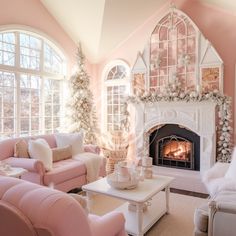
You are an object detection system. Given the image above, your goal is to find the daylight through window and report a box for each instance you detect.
[0,30,66,139]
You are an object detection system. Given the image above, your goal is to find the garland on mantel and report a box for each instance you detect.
[127,80,233,162]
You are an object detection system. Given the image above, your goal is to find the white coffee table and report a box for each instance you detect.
[82,174,174,236]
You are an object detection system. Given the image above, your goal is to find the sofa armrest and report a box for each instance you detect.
[202,162,230,184]
[208,200,236,236]
[4,157,45,175]
[88,212,127,236]
[84,144,100,155]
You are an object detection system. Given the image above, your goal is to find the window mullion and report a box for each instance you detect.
[16,72,20,137]
[15,32,21,137]
[41,77,45,134]
[15,32,20,70]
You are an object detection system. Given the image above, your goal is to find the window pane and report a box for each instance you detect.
[19,74,41,136]
[53,117,60,130]
[45,117,52,129]
[44,43,63,74]
[20,103,29,117]
[107,65,127,80]
[45,104,52,116]
[31,104,39,116]
[44,78,61,132]
[4,118,14,132]
[0,71,16,137]
[20,118,29,131]
[20,33,41,70]
[4,103,14,117]
[53,105,60,116]
[0,32,16,66]
[31,118,39,130]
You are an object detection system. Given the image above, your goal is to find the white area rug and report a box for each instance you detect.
[90,192,207,236]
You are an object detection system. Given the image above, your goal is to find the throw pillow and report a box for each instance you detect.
[14,139,30,158]
[52,145,72,162]
[225,147,236,179]
[28,138,52,171]
[54,132,84,156]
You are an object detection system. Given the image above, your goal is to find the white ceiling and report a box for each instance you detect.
[40,0,236,63]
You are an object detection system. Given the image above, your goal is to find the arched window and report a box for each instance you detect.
[0,29,67,138]
[102,60,130,132]
[150,8,197,92]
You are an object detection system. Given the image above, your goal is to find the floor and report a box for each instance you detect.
[170,188,209,199]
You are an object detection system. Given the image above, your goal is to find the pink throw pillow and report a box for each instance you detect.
[52,145,72,162]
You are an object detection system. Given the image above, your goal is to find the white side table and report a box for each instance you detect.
[0,167,27,178]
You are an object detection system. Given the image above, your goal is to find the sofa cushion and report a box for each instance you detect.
[44,159,86,186]
[55,132,84,155]
[194,202,208,233]
[28,139,52,171]
[213,190,236,202]
[52,145,72,162]
[14,139,30,158]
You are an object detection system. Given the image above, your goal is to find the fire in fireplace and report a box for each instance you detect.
[149,124,200,170]
[158,135,193,169]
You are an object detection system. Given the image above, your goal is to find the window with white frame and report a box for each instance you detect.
[103,62,130,132]
[0,30,66,139]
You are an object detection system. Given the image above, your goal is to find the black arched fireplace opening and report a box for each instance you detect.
[149,124,200,171]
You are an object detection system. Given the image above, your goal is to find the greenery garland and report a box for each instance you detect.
[127,80,232,162]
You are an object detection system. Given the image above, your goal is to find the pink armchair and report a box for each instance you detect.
[0,176,128,236]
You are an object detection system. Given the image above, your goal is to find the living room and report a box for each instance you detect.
[0,0,236,235]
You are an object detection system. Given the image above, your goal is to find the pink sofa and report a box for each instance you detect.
[0,134,106,192]
[0,176,128,236]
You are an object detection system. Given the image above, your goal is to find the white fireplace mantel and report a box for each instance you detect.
[130,101,217,174]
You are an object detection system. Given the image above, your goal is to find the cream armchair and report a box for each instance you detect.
[202,147,236,197]
[194,191,236,236]
[202,162,231,197]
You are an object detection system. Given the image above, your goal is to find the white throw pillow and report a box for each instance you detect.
[54,132,84,156]
[225,147,236,179]
[28,138,53,171]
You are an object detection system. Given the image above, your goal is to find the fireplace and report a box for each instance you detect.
[129,101,216,193]
[149,124,200,170]
[130,100,217,172]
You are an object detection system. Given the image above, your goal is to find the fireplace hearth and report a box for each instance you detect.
[149,124,200,171]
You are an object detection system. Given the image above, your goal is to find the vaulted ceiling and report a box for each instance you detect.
[40,0,236,63]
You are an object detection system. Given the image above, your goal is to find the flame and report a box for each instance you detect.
[163,141,191,161]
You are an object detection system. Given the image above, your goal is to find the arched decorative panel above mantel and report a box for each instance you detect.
[131,6,223,96]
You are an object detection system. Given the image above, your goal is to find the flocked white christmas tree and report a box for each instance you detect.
[67,45,98,144]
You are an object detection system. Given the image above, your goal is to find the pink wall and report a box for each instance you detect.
[94,0,236,142]
[0,0,77,73]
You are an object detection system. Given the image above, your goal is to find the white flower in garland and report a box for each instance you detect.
[127,80,232,162]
